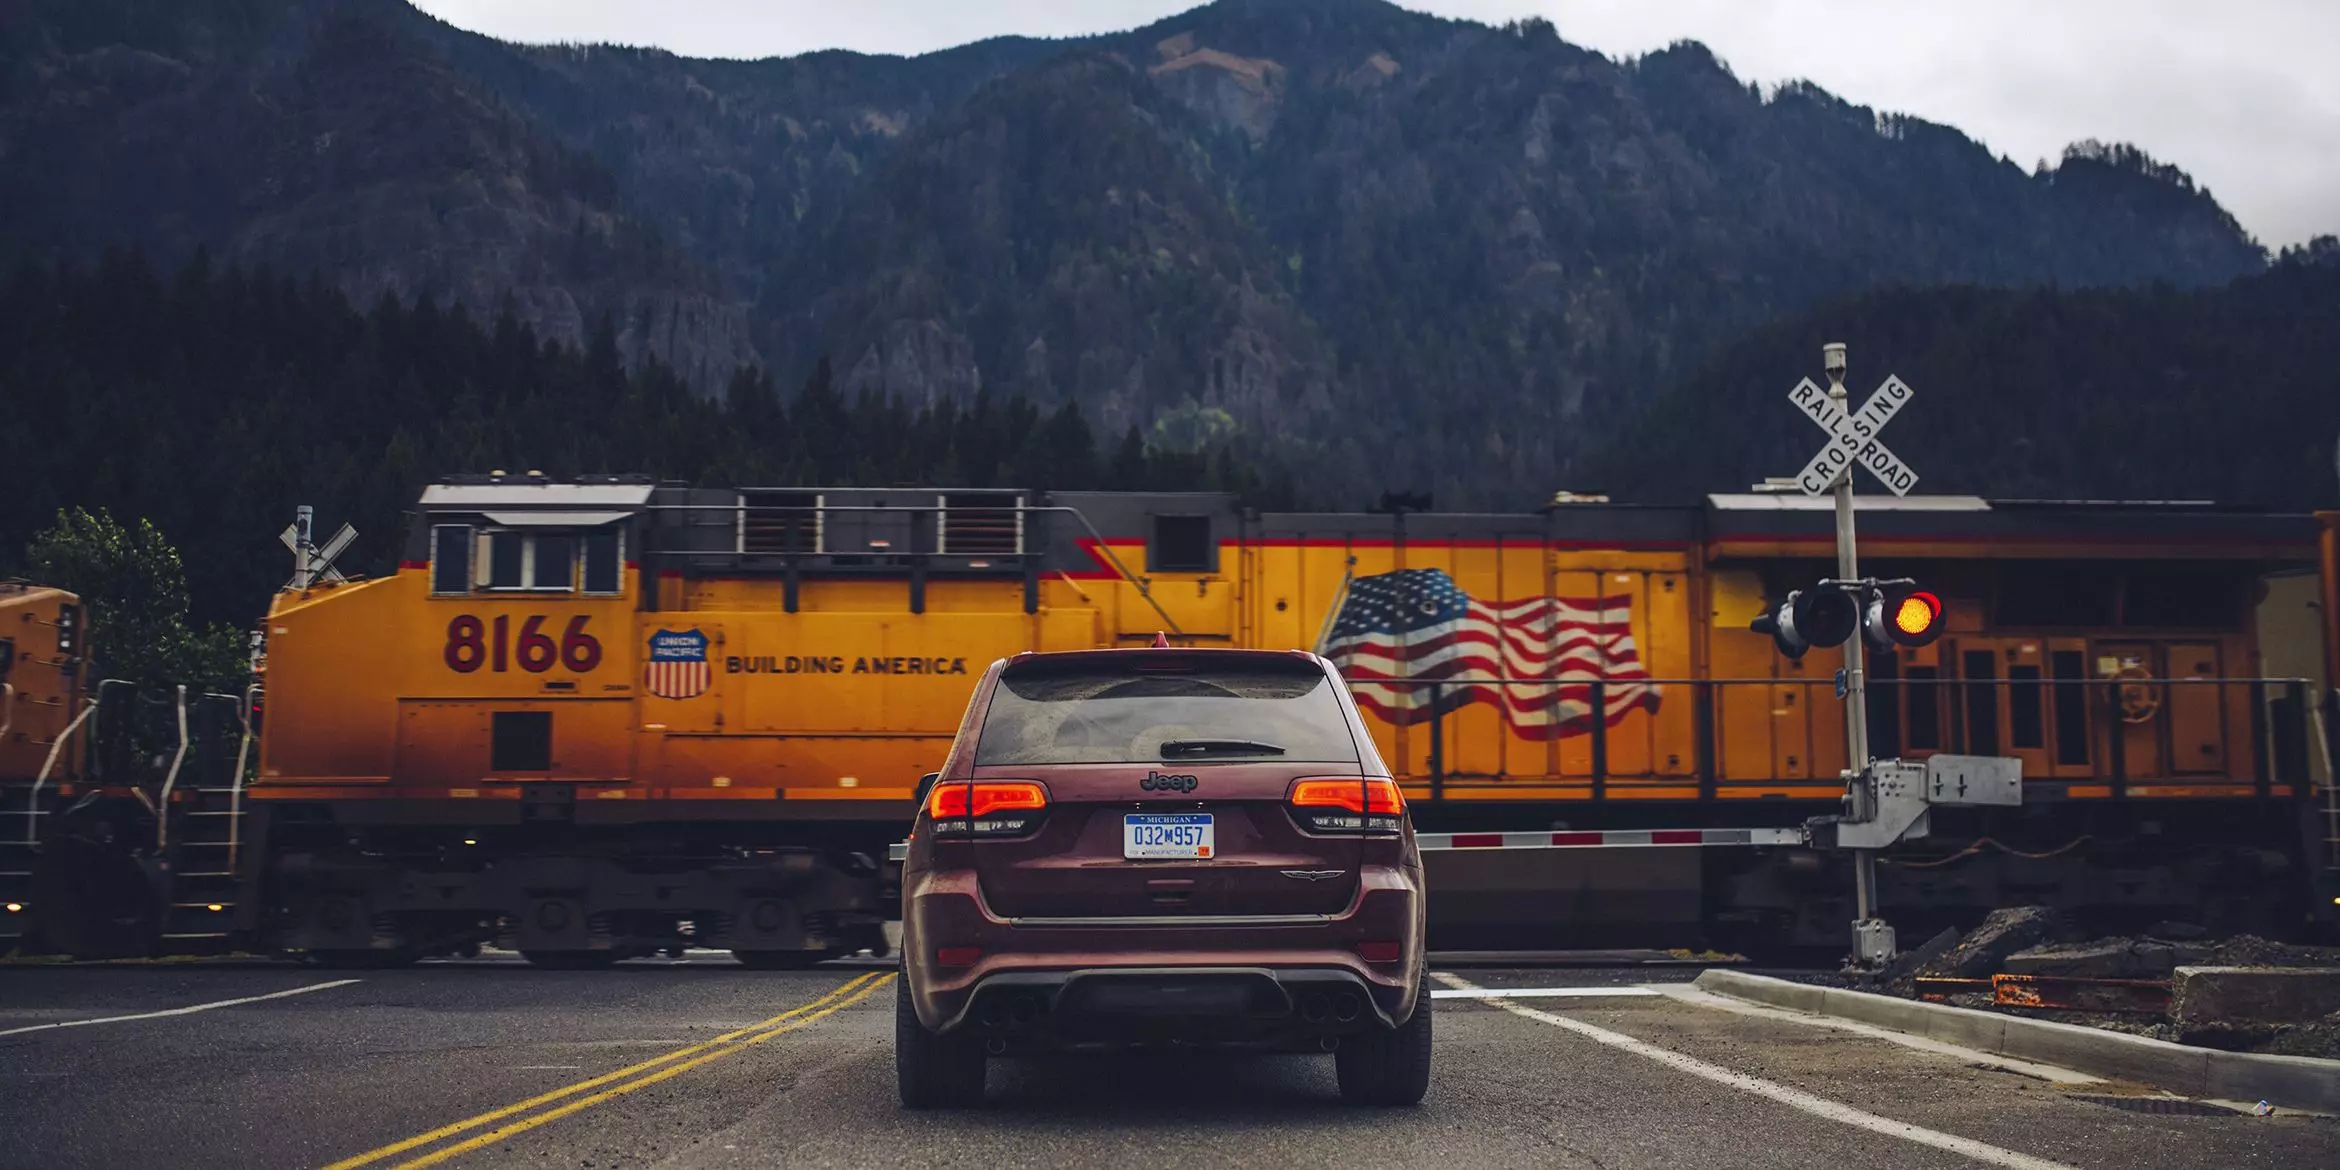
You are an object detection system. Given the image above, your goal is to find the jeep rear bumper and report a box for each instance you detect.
[901,862,1425,1044]
[942,965,1405,1050]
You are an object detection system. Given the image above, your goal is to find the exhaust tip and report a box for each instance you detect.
[979,1000,1009,1027]
[1009,996,1041,1026]
[1333,992,1363,1022]
[1299,991,1331,1023]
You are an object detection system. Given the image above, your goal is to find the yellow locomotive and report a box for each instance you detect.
[8,478,2333,959]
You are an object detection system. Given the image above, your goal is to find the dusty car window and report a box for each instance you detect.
[975,657,1361,765]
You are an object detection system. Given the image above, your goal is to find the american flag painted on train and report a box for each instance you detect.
[645,628,711,700]
[1317,568,1657,739]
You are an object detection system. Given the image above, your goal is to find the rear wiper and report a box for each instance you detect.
[1160,739,1287,758]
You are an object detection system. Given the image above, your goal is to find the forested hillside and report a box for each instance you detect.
[1583,240,2340,508]
[0,252,1279,624]
[0,0,2275,504]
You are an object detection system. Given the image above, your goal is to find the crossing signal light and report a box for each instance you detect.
[1864,587,1945,650]
[1751,588,1858,659]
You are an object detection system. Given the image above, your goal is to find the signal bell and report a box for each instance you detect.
[1864,587,1945,650]
[1750,588,1858,660]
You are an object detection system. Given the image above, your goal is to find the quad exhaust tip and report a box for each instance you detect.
[1299,991,1331,1023]
[1333,992,1363,1023]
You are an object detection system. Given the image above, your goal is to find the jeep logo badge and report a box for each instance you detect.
[1139,770,1199,793]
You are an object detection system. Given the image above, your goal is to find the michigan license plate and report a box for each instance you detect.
[1123,813,1214,859]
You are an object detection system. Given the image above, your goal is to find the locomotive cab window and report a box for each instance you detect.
[431,526,473,595]
[531,535,575,590]
[480,532,583,593]
[582,531,623,594]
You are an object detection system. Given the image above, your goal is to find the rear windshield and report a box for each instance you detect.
[975,655,1361,766]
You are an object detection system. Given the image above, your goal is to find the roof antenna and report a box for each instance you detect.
[1152,631,1171,648]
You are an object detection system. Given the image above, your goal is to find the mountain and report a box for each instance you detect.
[1584,240,2340,509]
[0,0,2276,505]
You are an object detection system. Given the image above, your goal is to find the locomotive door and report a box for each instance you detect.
[2164,641,2229,776]
[1988,638,2094,779]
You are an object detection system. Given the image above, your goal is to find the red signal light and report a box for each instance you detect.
[1864,587,1946,649]
[1894,591,1941,637]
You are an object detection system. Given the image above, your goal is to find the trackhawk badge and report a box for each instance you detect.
[1279,870,1347,881]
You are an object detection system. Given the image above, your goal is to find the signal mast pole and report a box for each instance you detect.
[1823,343,1882,946]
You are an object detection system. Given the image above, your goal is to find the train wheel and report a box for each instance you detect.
[732,948,843,970]
[521,949,623,970]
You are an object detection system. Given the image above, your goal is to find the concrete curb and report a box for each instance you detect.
[1694,969,2340,1113]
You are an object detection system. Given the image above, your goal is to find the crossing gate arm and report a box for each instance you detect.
[886,827,1804,863]
[1416,828,1804,851]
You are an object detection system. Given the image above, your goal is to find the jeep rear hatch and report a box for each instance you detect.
[960,652,1378,920]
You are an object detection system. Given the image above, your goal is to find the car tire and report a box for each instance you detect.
[1335,972,1432,1106]
[895,974,986,1109]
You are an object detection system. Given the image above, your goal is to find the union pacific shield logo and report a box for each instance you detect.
[645,628,710,700]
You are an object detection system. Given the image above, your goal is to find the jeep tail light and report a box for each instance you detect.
[936,946,981,968]
[1289,777,1406,834]
[925,780,1048,836]
[1357,940,1403,963]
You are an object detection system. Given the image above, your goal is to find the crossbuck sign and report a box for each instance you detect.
[1789,375,1918,496]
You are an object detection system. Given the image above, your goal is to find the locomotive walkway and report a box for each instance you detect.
[2,956,2334,1168]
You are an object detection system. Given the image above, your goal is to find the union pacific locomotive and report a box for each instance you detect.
[5,478,2335,960]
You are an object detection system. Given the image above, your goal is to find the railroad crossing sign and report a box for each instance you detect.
[281,516,356,588]
[1788,374,1918,496]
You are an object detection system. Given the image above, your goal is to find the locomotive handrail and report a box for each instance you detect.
[24,686,107,848]
[226,684,258,872]
[153,685,189,850]
[643,500,1188,636]
[1,682,12,743]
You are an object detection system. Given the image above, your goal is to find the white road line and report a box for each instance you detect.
[1652,984,2102,1086]
[1435,972,2075,1170]
[1428,985,1659,1000]
[0,979,360,1038]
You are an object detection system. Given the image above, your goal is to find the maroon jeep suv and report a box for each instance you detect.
[895,646,1429,1108]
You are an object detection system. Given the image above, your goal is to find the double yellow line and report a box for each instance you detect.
[324,971,893,1170]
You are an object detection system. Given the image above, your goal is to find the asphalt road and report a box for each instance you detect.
[3,954,2335,1169]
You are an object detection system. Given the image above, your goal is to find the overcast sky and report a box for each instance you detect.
[408,1,2339,248]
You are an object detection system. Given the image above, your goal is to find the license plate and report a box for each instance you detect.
[1123,813,1214,859]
